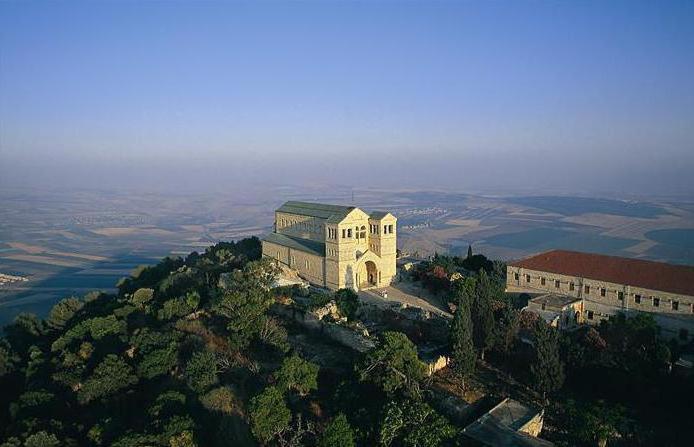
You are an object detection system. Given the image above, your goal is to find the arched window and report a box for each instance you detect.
[360,225,366,239]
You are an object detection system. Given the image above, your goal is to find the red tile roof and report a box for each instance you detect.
[509,250,694,297]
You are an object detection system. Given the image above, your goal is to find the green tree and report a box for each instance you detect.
[46,297,83,332]
[131,288,154,307]
[471,270,495,360]
[213,260,278,350]
[357,331,425,396]
[87,315,126,339]
[148,391,187,420]
[78,354,138,403]
[169,431,196,447]
[249,386,291,444]
[200,386,238,414]
[137,344,178,379]
[4,313,44,355]
[493,302,520,357]
[565,399,627,447]
[184,350,218,394]
[0,341,16,377]
[23,432,60,447]
[467,244,473,259]
[379,400,456,447]
[449,293,475,388]
[319,413,355,447]
[530,319,565,398]
[258,317,289,353]
[275,354,319,396]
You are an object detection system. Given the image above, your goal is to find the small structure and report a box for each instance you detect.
[418,345,450,376]
[524,294,583,330]
[462,398,554,446]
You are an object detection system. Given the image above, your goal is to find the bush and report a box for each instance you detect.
[309,292,332,310]
[335,289,359,320]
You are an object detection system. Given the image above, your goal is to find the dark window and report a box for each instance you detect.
[541,277,546,286]
[673,301,679,311]
[569,282,575,291]
[541,303,546,310]
[585,285,590,294]
[342,229,346,238]
[514,273,519,281]
[680,329,689,341]
[347,229,352,238]
[652,297,660,307]
[526,274,531,283]
[618,292,624,301]
[587,310,594,320]
[555,280,560,288]
[634,294,641,304]
[601,288,606,297]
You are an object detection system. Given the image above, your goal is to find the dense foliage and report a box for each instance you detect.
[1,238,691,446]
[0,237,458,446]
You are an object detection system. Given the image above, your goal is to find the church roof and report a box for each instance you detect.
[277,201,355,220]
[262,232,325,257]
[369,211,394,220]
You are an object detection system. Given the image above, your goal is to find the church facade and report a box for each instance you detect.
[261,201,397,291]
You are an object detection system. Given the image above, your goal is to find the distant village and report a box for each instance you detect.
[0,273,28,287]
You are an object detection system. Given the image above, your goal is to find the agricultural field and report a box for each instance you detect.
[2,186,693,325]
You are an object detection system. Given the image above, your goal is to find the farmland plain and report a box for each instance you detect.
[1,186,693,325]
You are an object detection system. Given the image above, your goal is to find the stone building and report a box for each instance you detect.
[507,250,694,341]
[524,294,583,330]
[261,201,397,291]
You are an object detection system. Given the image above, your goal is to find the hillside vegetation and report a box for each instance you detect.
[0,238,455,446]
[1,238,692,446]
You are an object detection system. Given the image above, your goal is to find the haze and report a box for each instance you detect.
[1,0,693,196]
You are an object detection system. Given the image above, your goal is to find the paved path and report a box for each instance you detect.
[358,282,452,319]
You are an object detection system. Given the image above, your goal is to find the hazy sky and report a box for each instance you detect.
[1,0,693,196]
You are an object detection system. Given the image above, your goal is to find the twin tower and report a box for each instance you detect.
[261,201,397,291]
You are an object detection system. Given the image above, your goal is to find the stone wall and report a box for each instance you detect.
[272,304,376,353]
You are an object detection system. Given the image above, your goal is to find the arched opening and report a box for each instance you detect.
[357,260,378,289]
[365,261,377,287]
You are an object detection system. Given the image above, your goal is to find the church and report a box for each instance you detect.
[261,201,397,291]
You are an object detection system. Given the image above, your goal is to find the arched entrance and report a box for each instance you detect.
[357,260,378,289]
[366,261,377,287]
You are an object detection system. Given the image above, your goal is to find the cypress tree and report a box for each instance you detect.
[530,319,565,399]
[472,270,495,360]
[449,289,476,389]
[467,244,473,259]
